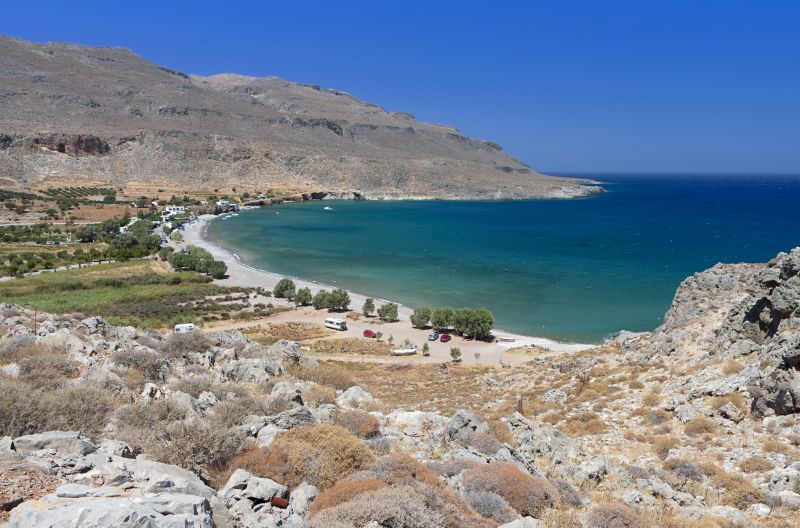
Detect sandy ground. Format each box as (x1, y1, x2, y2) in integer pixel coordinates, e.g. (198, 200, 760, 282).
(182, 214, 593, 366)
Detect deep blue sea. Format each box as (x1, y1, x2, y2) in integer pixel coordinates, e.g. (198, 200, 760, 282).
(206, 174, 800, 343)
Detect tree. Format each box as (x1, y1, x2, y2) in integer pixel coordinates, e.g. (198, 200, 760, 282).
(377, 303, 399, 322)
(294, 287, 312, 306)
(274, 277, 296, 299)
(431, 307, 455, 331)
(452, 308, 474, 336)
(362, 297, 375, 317)
(410, 306, 432, 329)
(207, 260, 227, 279)
(470, 308, 495, 340)
(376, 331, 383, 341)
(422, 342, 430, 356)
(312, 289, 330, 310)
(450, 347, 462, 362)
(327, 288, 351, 311)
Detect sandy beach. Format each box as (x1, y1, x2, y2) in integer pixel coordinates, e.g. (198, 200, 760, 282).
(181, 214, 593, 366)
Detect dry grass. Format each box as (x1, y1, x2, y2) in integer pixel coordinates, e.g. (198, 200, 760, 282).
(561, 412, 608, 437)
(708, 392, 749, 414)
(762, 438, 791, 454)
(286, 361, 356, 391)
(722, 359, 745, 375)
(311, 338, 392, 357)
(488, 419, 515, 447)
(738, 456, 774, 473)
(650, 435, 679, 459)
(245, 322, 331, 344)
(684, 417, 717, 436)
(586, 503, 648, 528)
(710, 470, 764, 508)
(641, 391, 661, 406)
(303, 383, 337, 406)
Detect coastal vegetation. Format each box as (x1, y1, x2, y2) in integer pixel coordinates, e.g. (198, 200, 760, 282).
(376, 302, 399, 322)
(310, 288, 351, 312)
(409, 306, 432, 328)
(273, 277, 296, 299)
(362, 297, 375, 317)
(165, 245, 227, 279)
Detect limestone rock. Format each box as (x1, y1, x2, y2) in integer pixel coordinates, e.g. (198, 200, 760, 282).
(336, 386, 375, 409)
(12, 431, 96, 456)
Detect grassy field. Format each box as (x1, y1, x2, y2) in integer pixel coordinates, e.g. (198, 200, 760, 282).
(0, 260, 258, 329)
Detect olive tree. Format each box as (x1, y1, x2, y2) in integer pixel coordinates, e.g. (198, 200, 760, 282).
(410, 306, 432, 329)
(274, 277, 296, 299)
(431, 307, 455, 332)
(377, 303, 399, 322)
(294, 287, 312, 306)
(362, 297, 375, 316)
(327, 288, 351, 311)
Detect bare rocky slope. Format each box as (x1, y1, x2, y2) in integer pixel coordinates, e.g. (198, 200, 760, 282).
(1, 249, 800, 527)
(0, 36, 598, 199)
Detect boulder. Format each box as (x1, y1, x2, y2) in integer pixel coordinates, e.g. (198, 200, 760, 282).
(219, 358, 269, 384)
(562, 456, 608, 484)
(197, 390, 218, 411)
(74, 366, 128, 394)
(12, 431, 96, 456)
(336, 386, 375, 409)
(445, 409, 489, 442)
(270, 381, 305, 407)
(718, 401, 745, 423)
(499, 517, 547, 528)
(268, 407, 316, 429)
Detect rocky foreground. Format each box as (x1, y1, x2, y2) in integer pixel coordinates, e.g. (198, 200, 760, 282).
(1, 249, 800, 527)
(0, 36, 598, 200)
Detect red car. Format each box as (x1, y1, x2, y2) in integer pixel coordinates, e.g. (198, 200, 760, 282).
(439, 333, 452, 343)
(363, 329, 377, 338)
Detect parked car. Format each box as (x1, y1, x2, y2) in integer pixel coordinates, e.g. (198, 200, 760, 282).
(439, 333, 452, 343)
(427, 332, 439, 341)
(363, 329, 377, 338)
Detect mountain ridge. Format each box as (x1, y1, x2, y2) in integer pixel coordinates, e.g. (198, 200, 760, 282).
(0, 35, 599, 199)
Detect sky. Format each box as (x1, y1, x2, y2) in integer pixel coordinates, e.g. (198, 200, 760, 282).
(1, 0, 798, 174)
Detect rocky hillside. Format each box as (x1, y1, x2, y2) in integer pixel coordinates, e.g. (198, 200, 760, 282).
(0, 36, 598, 200)
(2, 250, 800, 527)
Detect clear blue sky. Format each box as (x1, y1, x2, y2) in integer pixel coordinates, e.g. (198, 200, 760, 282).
(2, 1, 798, 174)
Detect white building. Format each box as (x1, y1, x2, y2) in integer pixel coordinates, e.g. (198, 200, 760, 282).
(164, 205, 186, 216)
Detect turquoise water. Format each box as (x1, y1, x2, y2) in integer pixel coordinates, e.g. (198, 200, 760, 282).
(206, 174, 800, 343)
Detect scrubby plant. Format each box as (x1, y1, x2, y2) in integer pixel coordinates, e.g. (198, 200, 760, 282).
(110, 349, 167, 382)
(294, 287, 312, 306)
(309, 479, 387, 515)
(464, 490, 518, 524)
(548, 478, 585, 507)
(684, 416, 716, 436)
(286, 362, 355, 391)
(561, 411, 608, 436)
(738, 456, 774, 473)
(461, 461, 558, 518)
(17, 353, 80, 389)
(273, 277, 296, 299)
(161, 331, 212, 359)
(586, 503, 648, 528)
(377, 302, 399, 322)
(335, 410, 380, 439)
(462, 431, 501, 454)
(362, 297, 375, 316)
(410, 306, 432, 328)
(223, 425, 375, 490)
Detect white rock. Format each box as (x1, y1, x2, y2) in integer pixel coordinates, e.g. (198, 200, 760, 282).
(336, 386, 375, 409)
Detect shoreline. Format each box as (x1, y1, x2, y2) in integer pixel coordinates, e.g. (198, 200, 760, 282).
(182, 213, 594, 358)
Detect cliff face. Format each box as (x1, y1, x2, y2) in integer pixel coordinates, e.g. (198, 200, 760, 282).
(0, 36, 598, 199)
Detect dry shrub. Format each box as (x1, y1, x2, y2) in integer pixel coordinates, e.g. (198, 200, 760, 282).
(651, 435, 679, 459)
(762, 438, 790, 454)
(464, 490, 518, 524)
(488, 419, 515, 446)
(684, 417, 716, 436)
(641, 391, 661, 406)
(113, 399, 245, 473)
(629, 380, 645, 390)
(463, 431, 502, 454)
(739, 456, 774, 473)
(0, 338, 50, 365)
(709, 393, 749, 414)
(111, 349, 166, 382)
(335, 410, 380, 439)
(0, 382, 115, 438)
(722, 360, 744, 375)
(304, 383, 337, 406)
(161, 331, 212, 358)
(307, 484, 445, 528)
(542, 507, 584, 528)
(426, 457, 481, 478)
(367, 453, 442, 488)
(287, 362, 355, 391)
(309, 479, 387, 515)
(221, 425, 375, 490)
(170, 376, 217, 398)
(663, 459, 704, 482)
(586, 503, 648, 528)
(461, 461, 558, 517)
(18, 353, 80, 389)
(561, 412, 608, 437)
(710, 471, 764, 509)
(549, 478, 586, 507)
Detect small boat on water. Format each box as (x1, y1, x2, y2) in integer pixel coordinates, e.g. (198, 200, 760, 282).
(323, 206, 333, 210)
(390, 346, 418, 356)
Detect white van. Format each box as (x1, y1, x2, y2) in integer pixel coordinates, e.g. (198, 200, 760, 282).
(174, 323, 197, 333)
(324, 317, 347, 331)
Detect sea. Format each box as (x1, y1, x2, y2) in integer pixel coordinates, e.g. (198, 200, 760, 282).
(206, 174, 800, 343)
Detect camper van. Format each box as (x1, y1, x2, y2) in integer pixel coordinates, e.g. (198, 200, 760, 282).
(324, 317, 347, 331)
(174, 323, 197, 333)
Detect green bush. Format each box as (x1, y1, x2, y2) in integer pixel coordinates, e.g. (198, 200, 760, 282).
(410, 306, 432, 328)
(377, 303, 398, 322)
(274, 277, 296, 299)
